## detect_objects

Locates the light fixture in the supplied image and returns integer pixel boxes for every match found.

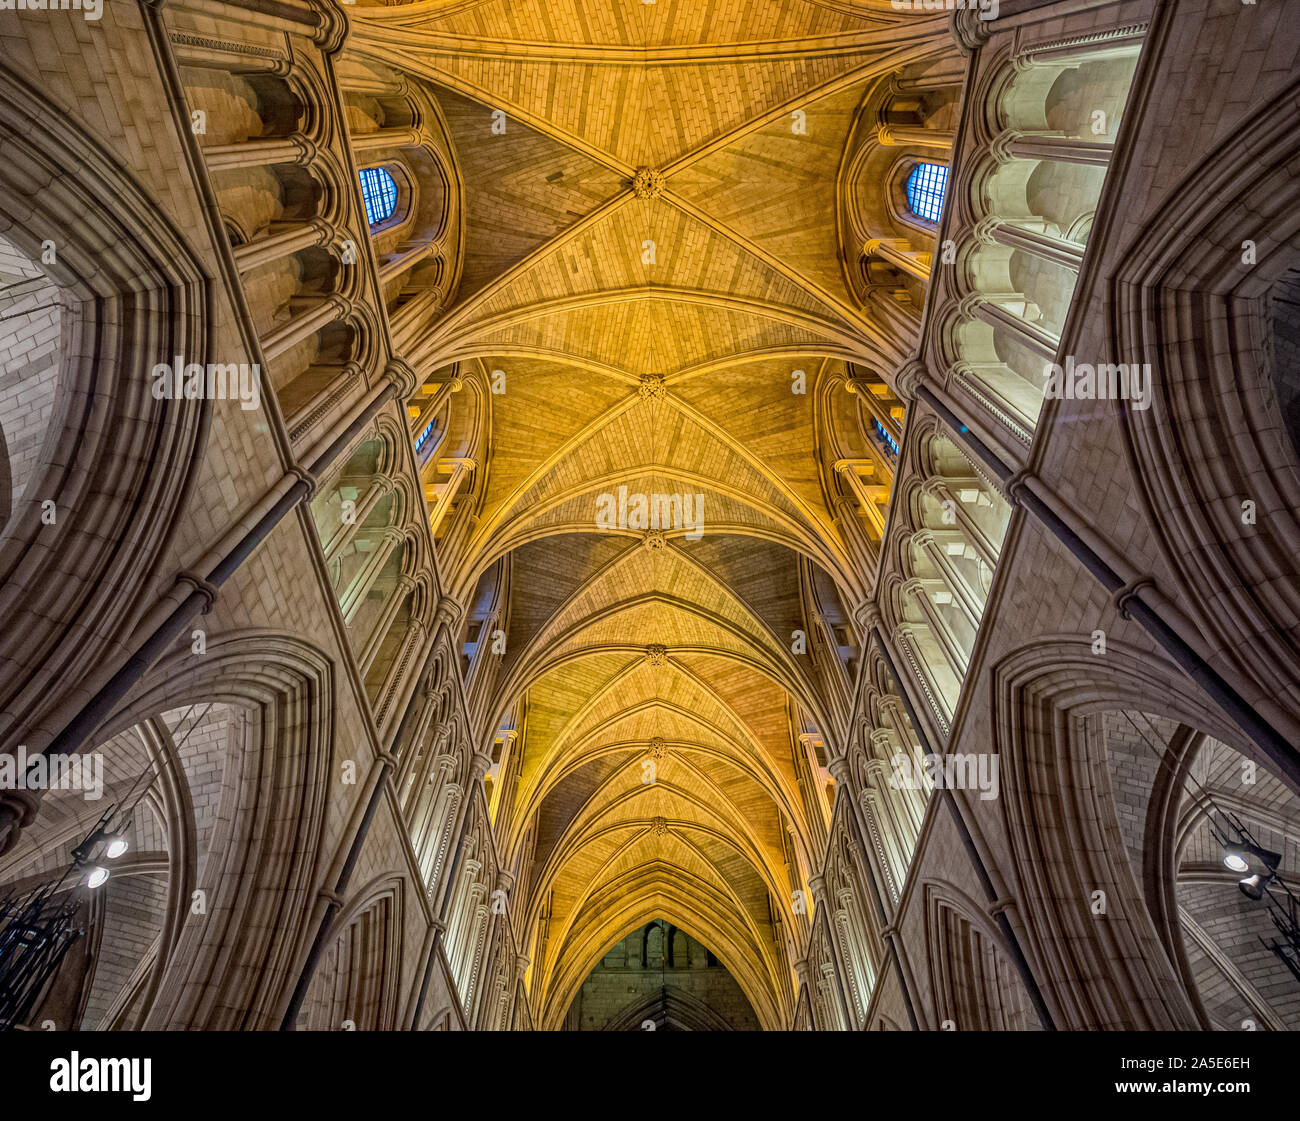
[86,866,109,889]
[1239,874,1268,901]
[104,835,128,859]
[1223,841,1281,879]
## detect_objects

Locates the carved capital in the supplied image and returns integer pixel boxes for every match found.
[433,597,464,632]
[0,790,40,856]
[893,357,927,400]
[853,601,883,634]
[384,356,419,401]
[950,7,993,53]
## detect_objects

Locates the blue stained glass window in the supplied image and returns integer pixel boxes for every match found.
[874,417,900,457]
[414,418,438,453]
[905,162,948,223]
[359,166,398,227]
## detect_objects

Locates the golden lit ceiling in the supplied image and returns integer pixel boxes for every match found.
[352,0,948,1027]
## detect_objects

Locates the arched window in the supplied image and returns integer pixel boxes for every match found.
[358,166,399,228]
[905,162,948,223]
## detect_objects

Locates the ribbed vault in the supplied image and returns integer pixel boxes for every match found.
[350,0,943,1027]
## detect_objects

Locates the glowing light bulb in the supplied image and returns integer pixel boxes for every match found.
[87,866,110,889]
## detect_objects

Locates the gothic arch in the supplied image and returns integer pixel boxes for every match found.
[300,873,406,1031]
[92,632,336,1030]
[990,636,1241,1030]
[1111,78,1300,744]
[0,58,209,790]
[603,984,738,1032]
[922,880,1038,1031]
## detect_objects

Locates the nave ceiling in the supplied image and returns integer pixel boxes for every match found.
[347,0,946,1024]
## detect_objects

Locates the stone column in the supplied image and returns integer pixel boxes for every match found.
[994,129,1114,168]
[358,575,417,675]
[428,458,475,534]
[410,375,463,446]
[352,127,429,153]
[322,474,395,561]
[961,293,1059,363]
[973,216,1085,271]
[391,290,445,352]
[876,124,955,152]
[340,525,405,622]
[920,476,999,570]
[903,578,969,678]
[261,295,351,363]
[233,218,333,273]
[911,529,983,630]
[203,133,315,172]
[864,237,930,283]
[379,240,439,285]
[835,460,890,537]
[865,286,921,340]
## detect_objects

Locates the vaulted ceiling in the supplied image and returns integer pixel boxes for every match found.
[351,0,948,1028]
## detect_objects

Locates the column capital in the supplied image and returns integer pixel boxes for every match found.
[0,790,39,856]
[894,357,926,400]
[307,215,335,244]
[433,597,464,632]
[853,604,881,638]
[864,236,907,255]
[950,7,993,53]
[990,129,1024,165]
[291,133,320,165]
[313,0,351,54]
[175,569,220,615]
[384,357,419,400]
[972,215,1001,247]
